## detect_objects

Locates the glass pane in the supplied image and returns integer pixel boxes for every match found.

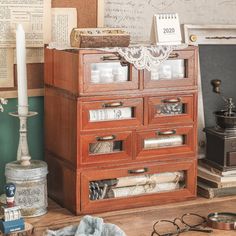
[89,141,123,155]
[89,107,133,122]
[91,62,129,84]
[144,135,185,149]
[151,59,185,80]
[89,171,185,201]
[156,102,185,116]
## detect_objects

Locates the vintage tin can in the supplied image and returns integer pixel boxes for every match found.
[5,160,48,217]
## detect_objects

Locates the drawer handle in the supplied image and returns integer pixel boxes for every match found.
[103,102,123,108]
[96,135,116,141]
[102,55,121,61]
[168,53,179,59]
[157,130,176,135]
[128,168,148,174]
[162,98,181,103]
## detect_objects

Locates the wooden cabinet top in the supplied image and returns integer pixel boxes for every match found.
[44,46,198,96]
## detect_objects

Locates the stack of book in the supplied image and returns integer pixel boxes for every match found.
[197,160,236,199]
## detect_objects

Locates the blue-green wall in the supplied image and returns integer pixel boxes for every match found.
[0,97,44,194]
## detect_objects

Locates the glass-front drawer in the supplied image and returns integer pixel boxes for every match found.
[81,160,196,213]
[135,126,195,159]
[144,49,197,89]
[83,53,139,93]
[148,94,196,125]
[80,131,133,165]
[80,98,143,130]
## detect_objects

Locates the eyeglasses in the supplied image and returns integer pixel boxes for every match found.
[151,213,213,236]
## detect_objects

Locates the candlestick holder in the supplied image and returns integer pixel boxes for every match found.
[9,106,37,166]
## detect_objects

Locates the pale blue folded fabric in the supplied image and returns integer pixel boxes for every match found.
[45,215,127,236]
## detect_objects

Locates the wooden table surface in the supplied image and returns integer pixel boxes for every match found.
[27,196,236,236]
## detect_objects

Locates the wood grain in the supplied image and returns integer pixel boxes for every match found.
[52,0,98,28]
[27,196,236,236]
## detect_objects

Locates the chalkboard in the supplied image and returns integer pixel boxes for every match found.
[199,45,236,128]
[103,0,236,43]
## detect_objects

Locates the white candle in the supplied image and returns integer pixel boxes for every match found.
[16,24,28,115]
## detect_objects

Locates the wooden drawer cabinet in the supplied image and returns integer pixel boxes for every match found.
[80,131,133,165]
[80,97,143,130]
[147,93,196,125]
[144,48,197,90]
[135,126,196,160]
[44,46,198,215]
[81,160,197,213]
[83,53,139,93]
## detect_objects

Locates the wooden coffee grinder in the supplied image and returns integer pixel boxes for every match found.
[204,79,236,171]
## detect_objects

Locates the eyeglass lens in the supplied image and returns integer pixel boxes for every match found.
[152,220,180,236]
[181,213,206,227]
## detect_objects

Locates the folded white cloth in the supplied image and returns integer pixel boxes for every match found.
[45,215,127,236]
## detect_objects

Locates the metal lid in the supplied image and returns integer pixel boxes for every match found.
[5,160,48,180]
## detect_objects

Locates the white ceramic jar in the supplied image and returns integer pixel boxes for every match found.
[91,70,100,83]
[113,68,126,82]
[100,68,113,83]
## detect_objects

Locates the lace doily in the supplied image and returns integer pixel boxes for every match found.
[47,42,188,71]
[102,44,187,71]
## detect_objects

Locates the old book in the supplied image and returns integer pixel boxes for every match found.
[198,160,236,176]
[197,181,236,199]
[70,28,130,48]
[198,176,236,188]
[198,165,236,183]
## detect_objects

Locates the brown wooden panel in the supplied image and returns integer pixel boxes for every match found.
[135,125,196,160]
[45,87,77,166]
[44,48,54,85]
[14,63,44,89]
[81,159,197,214]
[82,53,139,94]
[144,47,198,91]
[80,130,133,165]
[148,93,196,125]
[53,50,78,94]
[52,0,98,27]
[29,196,236,236]
[46,152,79,214]
[80,97,144,130]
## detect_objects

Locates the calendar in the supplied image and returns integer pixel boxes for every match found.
[150,13,182,45]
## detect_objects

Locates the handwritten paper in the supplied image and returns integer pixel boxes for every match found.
[104,0,236,43]
[0,0,51,47]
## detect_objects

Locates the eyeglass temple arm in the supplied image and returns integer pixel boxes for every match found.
[189,228,213,233]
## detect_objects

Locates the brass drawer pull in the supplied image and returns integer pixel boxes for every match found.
[128,168,148,174]
[157,130,176,136]
[103,102,123,108]
[102,55,121,61]
[96,135,116,141]
[168,53,179,59]
[162,98,181,103]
